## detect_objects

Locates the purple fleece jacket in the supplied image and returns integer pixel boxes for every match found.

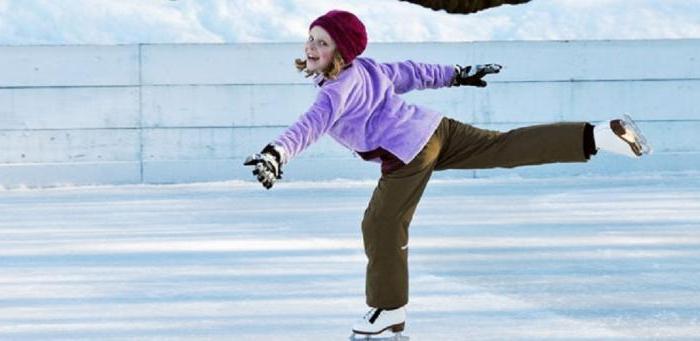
[273,57,455,165]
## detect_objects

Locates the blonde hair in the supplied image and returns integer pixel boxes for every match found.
[294,51,346,80]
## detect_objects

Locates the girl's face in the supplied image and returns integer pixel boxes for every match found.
[305,26,336,73]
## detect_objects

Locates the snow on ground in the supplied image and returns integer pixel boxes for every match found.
[2,0,700,44]
[1,174,699,340]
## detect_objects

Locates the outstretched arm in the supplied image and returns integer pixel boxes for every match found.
[243,91,339,189]
[380,61,502,93]
[379,60,456,94]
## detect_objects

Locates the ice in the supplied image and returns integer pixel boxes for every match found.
[1,174,699,339]
[351,331,409,340]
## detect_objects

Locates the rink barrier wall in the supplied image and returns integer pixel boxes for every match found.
[0,40,698,187]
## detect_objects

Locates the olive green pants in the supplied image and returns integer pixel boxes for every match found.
[362,117,589,308]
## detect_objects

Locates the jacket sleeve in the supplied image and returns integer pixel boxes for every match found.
[272,90,341,164]
[398,0,530,14]
[379,60,456,94]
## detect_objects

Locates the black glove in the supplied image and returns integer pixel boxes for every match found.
[243,144,283,190]
[452,64,502,87]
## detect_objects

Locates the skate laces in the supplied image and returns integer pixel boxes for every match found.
[363,308,376,320]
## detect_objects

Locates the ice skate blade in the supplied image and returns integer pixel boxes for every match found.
[612,114,653,156]
[350,331,409,340]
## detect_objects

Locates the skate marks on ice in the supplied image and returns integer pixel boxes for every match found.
[406,275,631,339]
[0,182,372,340]
[403,178,700,339]
[0,175,699,339]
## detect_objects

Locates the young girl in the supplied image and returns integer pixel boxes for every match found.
[244,10,651,337]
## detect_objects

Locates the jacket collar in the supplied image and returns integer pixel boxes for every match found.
[313,63,354,87]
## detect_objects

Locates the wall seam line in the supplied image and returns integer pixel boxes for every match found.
[138,44,145,184]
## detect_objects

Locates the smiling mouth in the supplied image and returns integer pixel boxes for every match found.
[307,55,319,61]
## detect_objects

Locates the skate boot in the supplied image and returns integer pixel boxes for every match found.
[350,306,408,340]
[594,114,652,158]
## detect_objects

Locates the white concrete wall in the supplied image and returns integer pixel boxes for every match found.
[1,40,698,187]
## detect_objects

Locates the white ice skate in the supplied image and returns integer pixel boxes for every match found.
[594,114,652,158]
[350,307,409,340]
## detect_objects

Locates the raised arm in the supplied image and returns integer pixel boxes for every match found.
[379,60,456,94]
[379,60,503,93]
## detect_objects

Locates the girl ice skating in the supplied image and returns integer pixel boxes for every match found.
[244,9,651,339]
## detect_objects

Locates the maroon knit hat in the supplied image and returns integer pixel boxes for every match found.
[310,10,367,64]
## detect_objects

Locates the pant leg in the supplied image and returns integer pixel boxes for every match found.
[362,125,445,308]
[361,117,587,308]
[435,118,589,170]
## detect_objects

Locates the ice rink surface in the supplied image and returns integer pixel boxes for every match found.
[1,173,699,340]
